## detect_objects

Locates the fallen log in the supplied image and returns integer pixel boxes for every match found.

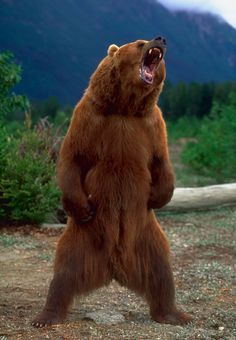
[161,183,236,212]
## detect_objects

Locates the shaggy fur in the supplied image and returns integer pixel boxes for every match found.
[32,39,192,327]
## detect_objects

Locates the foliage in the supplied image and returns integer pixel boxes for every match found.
[167,115,200,140]
[0,51,62,224]
[0,51,61,224]
[0,51,29,120]
[31,97,60,122]
[182,92,236,182]
[0,116,61,224]
[0,126,10,218]
[161,81,236,121]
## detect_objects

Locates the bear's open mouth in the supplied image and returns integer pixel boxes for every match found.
[140,47,162,85]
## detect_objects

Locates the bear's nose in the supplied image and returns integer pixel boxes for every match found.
[154,36,166,46]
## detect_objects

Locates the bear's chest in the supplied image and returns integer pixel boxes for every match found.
[94,116,152,166]
[83,115,153,209]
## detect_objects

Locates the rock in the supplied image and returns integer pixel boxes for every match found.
[85,310,125,325]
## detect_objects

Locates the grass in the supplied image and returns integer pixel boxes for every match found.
[0,233,39,249]
[36,252,53,262]
[0,234,20,247]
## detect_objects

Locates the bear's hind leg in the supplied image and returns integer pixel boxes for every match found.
[147,255,192,325]
[145,213,192,325]
[121,212,192,325]
[32,271,76,327]
[32,223,111,327]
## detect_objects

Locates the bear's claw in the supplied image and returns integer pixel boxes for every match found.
[32,311,64,328]
[77,202,96,224]
[151,310,193,325]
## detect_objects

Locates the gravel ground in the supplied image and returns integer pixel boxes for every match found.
[0,207,235,339]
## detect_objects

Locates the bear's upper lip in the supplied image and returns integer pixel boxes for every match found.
[140,47,162,85]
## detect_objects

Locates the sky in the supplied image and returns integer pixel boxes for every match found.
[158,0,236,28]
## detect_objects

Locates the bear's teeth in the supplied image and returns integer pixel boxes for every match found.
[149,49,152,55]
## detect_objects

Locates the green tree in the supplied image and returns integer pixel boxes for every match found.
[0,51,29,120]
[31,97,61,122]
[214,82,236,104]
[168,82,187,120]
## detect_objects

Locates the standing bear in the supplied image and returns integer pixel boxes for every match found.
[33,37,192,327]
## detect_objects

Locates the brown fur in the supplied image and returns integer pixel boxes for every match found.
[32,39,192,327]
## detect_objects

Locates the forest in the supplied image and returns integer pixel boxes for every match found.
[0,51,236,224]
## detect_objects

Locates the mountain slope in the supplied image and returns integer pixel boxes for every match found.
[0,0,236,104]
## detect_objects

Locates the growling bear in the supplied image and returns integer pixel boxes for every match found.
[33,37,192,327]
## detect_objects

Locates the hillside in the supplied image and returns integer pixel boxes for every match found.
[0,0,236,104]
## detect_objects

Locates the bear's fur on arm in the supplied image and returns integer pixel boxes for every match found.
[32,37,192,328]
[148,106,175,209]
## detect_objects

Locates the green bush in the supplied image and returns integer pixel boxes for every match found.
[167,115,201,140]
[182,92,236,182]
[0,118,61,224]
[0,51,60,224]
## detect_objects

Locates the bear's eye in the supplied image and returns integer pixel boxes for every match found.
[137,42,145,48]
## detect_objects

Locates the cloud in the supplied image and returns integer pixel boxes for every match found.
[158,0,236,28]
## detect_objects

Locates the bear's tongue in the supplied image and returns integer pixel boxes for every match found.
[142,64,155,83]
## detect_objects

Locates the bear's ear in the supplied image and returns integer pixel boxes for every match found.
[107,44,119,57]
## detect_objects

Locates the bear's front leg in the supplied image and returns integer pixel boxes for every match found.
[148,156,174,209]
[57,129,96,224]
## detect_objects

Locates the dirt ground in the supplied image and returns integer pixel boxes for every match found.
[0,207,235,339]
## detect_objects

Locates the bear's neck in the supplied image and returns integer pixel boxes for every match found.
[87,90,160,117]
[86,66,163,117]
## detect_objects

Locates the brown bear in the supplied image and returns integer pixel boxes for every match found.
[32,37,192,327]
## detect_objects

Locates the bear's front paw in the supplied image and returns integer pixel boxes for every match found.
[148,185,174,210]
[62,195,96,225]
[77,200,96,224]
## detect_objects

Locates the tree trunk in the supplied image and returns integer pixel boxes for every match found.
[161,183,236,211]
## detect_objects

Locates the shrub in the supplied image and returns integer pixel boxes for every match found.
[0,51,60,224]
[167,115,200,140]
[0,117,61,224]
[182,93,236,182]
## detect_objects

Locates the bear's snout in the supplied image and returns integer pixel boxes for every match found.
[154,36,166,46]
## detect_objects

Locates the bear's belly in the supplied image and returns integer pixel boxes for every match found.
[84,160,151,212]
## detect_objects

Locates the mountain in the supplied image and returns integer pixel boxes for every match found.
[0,0,236,104]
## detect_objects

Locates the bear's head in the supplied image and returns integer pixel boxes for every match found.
[88,37,167,115]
